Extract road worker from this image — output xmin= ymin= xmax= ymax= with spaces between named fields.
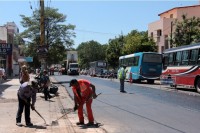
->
xmin=118 ymin=64 xmax=127 ymax=93
xmin=69 ymin=79 xmax=97 ymax=126
xmin=16 ymin=80 xmax=38 ymax=126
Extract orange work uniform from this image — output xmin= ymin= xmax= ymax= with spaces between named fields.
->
xmin=72 ymin=79 xmax=94 ymax=123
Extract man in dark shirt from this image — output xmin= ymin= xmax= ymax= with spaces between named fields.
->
xmin=16 ymin=80 xmax=38 ymax=126
xmin=40 ymin=70 xmax=52 ymax=100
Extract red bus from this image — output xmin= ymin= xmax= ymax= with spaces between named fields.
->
xmin=161 ymin=43 xmax=200 ymax=93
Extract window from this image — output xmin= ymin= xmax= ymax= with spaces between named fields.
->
xmin=151 ymin=32 xmax=153 ymax=38
xmin=168 ymin=53 xmax=174 ymax=66
xmin=174 ymin=51 xmax=182 ymax=66
xmin=181 ymin=50 xmax=189 ymax=65
xmin=157 ymin=30 xmax=162 ymax=36
xmin=170 ymin=14 xmax=173 ymax=18
xmin=131 ymin=56 xmax=139 ymax=66
xmin=197 ymin=49 xmax=200 ymax=65
xmin=143 ymin=54 xmax=162 ymax=63
xmin=163 ymin=54 xmax=169 ymax=69
xmin=189 ymin=49 xmax=198 ymax=65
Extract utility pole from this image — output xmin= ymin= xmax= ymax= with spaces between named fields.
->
xmin=40 ymin=0 xmax=45 ymax=46
xmin=170 ymin=21 xmax=173 ymax=48
xmin=38 ymin=0 xmax=47 ymax=70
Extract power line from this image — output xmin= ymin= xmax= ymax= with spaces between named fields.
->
xmin=75 ymin=29 xmax=119 ymax=36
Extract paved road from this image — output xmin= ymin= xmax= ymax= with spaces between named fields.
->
xmin=54 ymin=74 xmax=200 ymax=133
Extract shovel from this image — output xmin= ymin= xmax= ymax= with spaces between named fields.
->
xmin=51 ymin=109 xmax=73 ymax=126
xmin=51 ymin=93 xmax=102 ymax=126
xmin=34 ymin=108 xmax=47 ymax=125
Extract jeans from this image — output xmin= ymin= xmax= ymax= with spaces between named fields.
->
xmin=16 ymin=94 xmax=31 ymax=124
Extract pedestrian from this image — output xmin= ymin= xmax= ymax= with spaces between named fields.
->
xmin=0 ymin=65 xmax=6 ymax=80
xmin=118 ymin=65 xmax=127 ymax=93
xmin=16 ymin=80 xmax=38 ymax=126
xmin=69 ymin=79 xmax=97 ymax=126
xmin=40 ymin=69 xmax=52 ymax=100
xmin=19 ymin=65 xmax=30 ymax=84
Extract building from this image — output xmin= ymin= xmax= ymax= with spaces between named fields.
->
xmin=148 ymin=4 xmax=200 ymax=53
xmin=0 ymin=22 xmax=21 ymax=76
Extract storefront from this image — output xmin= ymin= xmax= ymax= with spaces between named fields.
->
xmin=0 ymin=43 xmax=12 ymax=76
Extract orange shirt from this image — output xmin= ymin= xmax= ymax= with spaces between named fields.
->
xmin=72 ymin=79 xmax=92 ymax=102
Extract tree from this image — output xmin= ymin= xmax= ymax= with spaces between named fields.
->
xmin=124 ymin=30 xmax=156 ymax=54
xmin=77 ymin=40 xmax=107 ymax=69
xmin=173 ymin=14 xmax=200 ymax=47
xmin=19 ymin=7 xmax=75 ymax=67
xmin=106 ymin=35 xmax=124 ymax=69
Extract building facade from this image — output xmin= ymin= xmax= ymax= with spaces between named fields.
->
xmin=0 ymin=22 xmax=20 ymax=76
xmin=148 ymin=4 xmax=200 ymax=53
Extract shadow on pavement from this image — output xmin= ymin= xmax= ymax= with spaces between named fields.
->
xmin=28 ymin=125 xmax=47 ymax=129
xmin=0 ymin=84 xmax=12 ymax=96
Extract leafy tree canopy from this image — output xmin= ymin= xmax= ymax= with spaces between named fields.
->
xmin=124 ymin=30 xmax=156 ymax=54
xmin=76 ymin=40 xmax=107 ymax=69
xmin=106 ymin=35 xmax=124 ymax=69
xmin=173 ymin=14 xmax=200 ymax=47
xmin=19 ymin=7 xmax=75 ymax=67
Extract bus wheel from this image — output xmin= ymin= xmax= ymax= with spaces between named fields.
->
xmin=147 ymin=79 xmax=154 ymax=84
xmin=195 ymin=78 xmax=200 ymax=93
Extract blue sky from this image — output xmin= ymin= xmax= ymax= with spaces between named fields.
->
xmin=0 ymin=0 xmax=199 ymax=48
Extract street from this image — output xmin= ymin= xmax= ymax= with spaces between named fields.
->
xmin=54 ymin=74 xmax=200 ymax=133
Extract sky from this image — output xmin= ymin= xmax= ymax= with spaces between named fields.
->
xmin=0 ymin=0 xmax=199 ymax=48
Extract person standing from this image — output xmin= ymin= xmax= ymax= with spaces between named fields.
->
xmin=69 ymin=79 xmax=97 ymax=126
xmin=19 ymin=65 xmax=30 ymax=84
xmin=16 ymin=80 xmax=38 ymax=126
xmin=0 ymin=66 xmax=5 ymax=80
xmin=40 ymin=69 xmax=52 ymax=100
xmin=118 ymin=65 xmax=127 ymax=93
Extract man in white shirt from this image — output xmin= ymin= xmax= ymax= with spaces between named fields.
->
xmin=0 ymin=66 xmax=5 ymax=80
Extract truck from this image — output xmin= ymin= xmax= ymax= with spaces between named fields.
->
xmin=65 ymin=51 xmax=79 ymax=75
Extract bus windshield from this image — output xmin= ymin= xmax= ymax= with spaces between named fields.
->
xmin=143 ymin=53 xmax=162 ymax=63
xmin=69 ymin=64 xmax=78 ymax=68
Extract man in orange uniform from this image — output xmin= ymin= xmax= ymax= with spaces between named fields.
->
xmin=69 ymin=79 xmax=97 ymax=126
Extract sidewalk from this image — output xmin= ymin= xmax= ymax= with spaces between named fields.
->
xmin=0 ymin=74 xmax=106 ymax=133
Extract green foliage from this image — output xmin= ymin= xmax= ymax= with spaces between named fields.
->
xmin=19 ymin=7 xmax=75 ymax=67
xmin=106 ymin=35 xmax=124 ymax=69
xmin=77 ymin=40 xmax=107 ymax=69
xmin=124 ymin=30 xmax=156 ymax=54
xmin=173 ymin=14 xmax=200 ymax=47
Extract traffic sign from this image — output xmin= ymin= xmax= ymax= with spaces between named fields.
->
xmin=25 ymin=57 xmax=33 ymax=62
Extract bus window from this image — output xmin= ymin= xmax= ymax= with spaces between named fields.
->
xmin=174 ymin=51 xmax=182 ymax=66
xmin=168 ymin=53 xmax=174 ymax=66
xmin=181 ymin=50 xmax=189 ymax=66
xmin=143 ymin=54 xmax=162 ymax=63
xmin=133 ymin=56 xmax=139 ymax=66
xmin=198 ymin=49 xmax=200 ymax=65
xmin=189 ymin=49 xmax=198 ymax=65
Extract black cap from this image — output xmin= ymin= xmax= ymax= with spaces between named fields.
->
xmin=69 ymin=79 xmax=78 ymax=87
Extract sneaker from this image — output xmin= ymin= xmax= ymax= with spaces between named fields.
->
xmin=16 ymin=122 xmax=23 ymax=126
xmin=86 ymin=122 xmax=94 ymax=126
xmin=26 ymin=123 xmax=33 ymax=126
xmin=76 ymin=122 xmax=84 ymax=125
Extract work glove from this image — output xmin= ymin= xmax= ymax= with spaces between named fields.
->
xmin=31 ymin=104 xmax=35 ymax=110
xmin=73 ymin=104 xmax=78 ymax=112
